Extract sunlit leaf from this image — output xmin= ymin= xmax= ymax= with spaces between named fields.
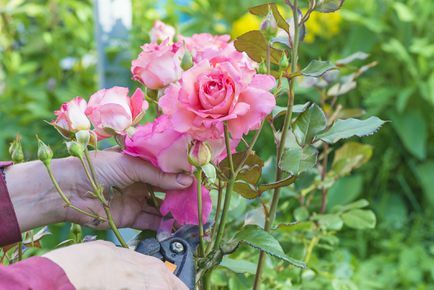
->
xmin=234 ymin=30 xmax=283 ymax=64
xmin=317 ymin=117 xmax=386 ymax=144
xmin=331 ymin=142 xmax=373 ymax=176
xmin=336 ymin=51 xmax=369 ymax=65
xmin=301 ymin=60 xmax=337 ymax=77
xmin=315 ymin=0 xmax=345 ymax=13
xmin=312 ymin=214 xmax=343 ymax=230
xmin=341 ymin=209 xmax=376 ymax=229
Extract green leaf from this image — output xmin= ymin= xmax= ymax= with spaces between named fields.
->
xmin=294 ymin=104 xmax=327 ymax=145
xmin=315 ymin=0 xmax=345 ymax=13
xmin=301 ymin=60 xmax=337 ymax=77
xmin=317 ymin=117 xmax=386 ymax=144
xmin=258 ymin=175 xmax=296 ymax=193
xmin=220 ymin=151 xmax=264 ymax=199
xmin=341 ymin=209 xmax=376 ymax=229
xmin=331 ymin=199 xmax=369 ymax=213
xmin=233 ymin=180 xmax=260 ymax=199
xmin=220 ymin=151 xmax=264 ymax=183
xmin=249 ymin=3 xmax=289 ymax=33
xmin=294 ymin=207 xmax=309 ymax=221
xmin=312 ymin=214 xmax=343 ymax=231
xmin=219 ymin=257 xmax=257 ymax=274
xmin=227 ymin=225 xmax=306 ymax=268
xmin=413 ymin=161 xmax=434 ymax=205
xmin=273 ymin=221 xmax=314 ymax=232
xmin=390 ymin=110 xmax=427 ymax=160
xmin=280 ymin=140 xmax=318 ymax=175
xmin=331 ymin=142 xmax=373 ymax=176
xmin=234 ymin=30 xmax=283 ymax=64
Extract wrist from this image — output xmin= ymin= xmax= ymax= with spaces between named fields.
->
xmin=4 ymin=159 xmax=74 ymax=231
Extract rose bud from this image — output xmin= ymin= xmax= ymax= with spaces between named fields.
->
xmin=188 ymin=140 xmax=212 ymax=167
xmin=149 ymin=20 xmax=176 ymax=44
xmin=52 ymin=97 xmax=91 ymax=138
xmin=75 ymin=130 xmax=90 ymax=147
xmin=131 ymin=40 xmax=184 ymax=90
xmin=181 ymin=49 xmax=193 ymax=70
xmin=37 ymin=137 xmax=53 ymax=167
xmin=86 ymin=86 xmax=148 ymax=139
xmin=9 ymin=135 xmax=24 ymax=163
xmin=66 ymin=141 xmax=84 ymax=158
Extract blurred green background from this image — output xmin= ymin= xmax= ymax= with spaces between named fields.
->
xmin=1 ymin=0 xmax=434 ymax=289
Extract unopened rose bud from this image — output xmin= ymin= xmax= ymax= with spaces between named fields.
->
xmin=188 ymin=140 xmax=212 ymax=167
xmin=279 ymin=53 xmax=289 ymax=68
xmin=70 ymin=223 xmax=82 ymax=239
xmin=9 ymin=135 xmax=24 ymax=163
xmin=66 ymin=141 xmax=84 ymax=158
xmin=260 ymin=11 xmax=278 ymax=38
xmin=181 ymin=50 xmax=193 ymax=70
xmin=75 ymin=130 xmax=90 ymax=147
xmin=37 ymin=137 xmax=53 ymax=167
xmin=258 ymin=60 xmax=268 ymax=74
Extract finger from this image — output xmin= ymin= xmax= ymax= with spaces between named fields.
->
xmin=129 ymin=158 xmax=194 ymax=190
xmin=131 ymin=210 xmax=162 ymax=231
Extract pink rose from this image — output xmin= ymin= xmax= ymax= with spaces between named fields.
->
xmin=131 ymin=40 xmax=184 ymax=90
xmin=86 ymin=86 xmax=148 ymax=139
xmin=181 ymin=33 xmax=257 ymax=75
xmin=123 ymin=115 xmax=233 ymax=225
xmin=150 ymin=20 xmax=176 ymax=43
xmin=159 ymin=59 xmax=276 ymax=140
xmin=53 ymin=97 xmax=91 ymax=135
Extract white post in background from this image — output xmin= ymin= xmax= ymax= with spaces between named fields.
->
xmin=94 ymin=0 xmax=132 ymax=89
xmin=94 ymin=0 xmax=138 ymax=242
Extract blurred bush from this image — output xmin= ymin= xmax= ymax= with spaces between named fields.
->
xmin=1 ymin=0 xmax=433 ymax=288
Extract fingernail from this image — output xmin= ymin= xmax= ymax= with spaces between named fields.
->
xmin=176 ymin=173 xmax=193 ymax=186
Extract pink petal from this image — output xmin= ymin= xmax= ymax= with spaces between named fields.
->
xmin=130 ymin=88 xmax=147 ymax=120
xmin=160 ymin=179 xmax=212 ymax=225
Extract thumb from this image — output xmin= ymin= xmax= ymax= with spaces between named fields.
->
xmin=129 ymin=157 xmax=194 ymax=190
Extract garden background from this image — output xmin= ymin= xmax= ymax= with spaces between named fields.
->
xmin=1 ymin=0 xmax=433 ymax=289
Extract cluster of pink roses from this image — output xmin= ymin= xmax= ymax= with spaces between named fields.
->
xmin=52 ymin=20 xmax=276 ymax=225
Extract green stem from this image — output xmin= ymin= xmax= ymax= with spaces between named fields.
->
xmin=213 ymin=178 xmax=235 ymax=250
xmin=79 ymin=153 xmax=127 ymax=248
xmin=45 ymin=165 xmax=105 ymax=221
xmin=206 ymin=180 xmax=223 ymax=254
xmin=213 ymin=123 xmax=236 ymax=250
xmin=103 ymin=204 xmax=128 ymax=248
xmin=17 ymin=242 xmax=22 ymax=261
xmin=253 ymin=0 xmax=301 ymax=288
xmin=84 ymin=149 xmax=97 ymax=182
xmin=195 ymin=168 xmax=206 ymax=257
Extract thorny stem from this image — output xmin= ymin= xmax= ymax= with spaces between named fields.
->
xmin=84 ymin=150 xmax=97 ymax=182
xmin=254 ymin=0 xmax=301 ymax=288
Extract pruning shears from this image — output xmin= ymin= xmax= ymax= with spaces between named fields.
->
xmin=134 ymin=225 xmax=201 ymax=290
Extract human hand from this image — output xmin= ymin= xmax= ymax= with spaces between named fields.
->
xmin=5 ymin=150 xmax=193 ymax=232
xmin=43 ymin=240 xmax=188 ymax=290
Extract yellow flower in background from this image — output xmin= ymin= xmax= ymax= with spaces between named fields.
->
xmin=231 ymin=13 xmax=261 ymax=39
xmin=304 ymin=10 xmax=342 ymax=43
